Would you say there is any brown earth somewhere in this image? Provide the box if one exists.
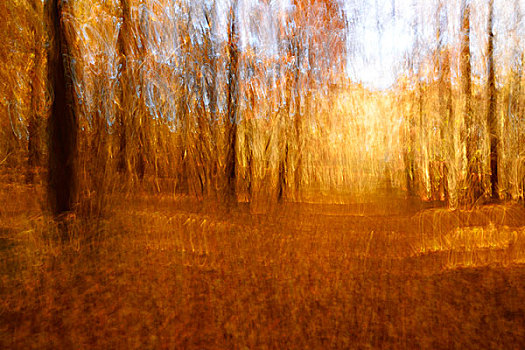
[1,182,524,349]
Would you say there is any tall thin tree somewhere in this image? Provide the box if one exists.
[460,0,477,204]
[225,0,239,202]
[116,0,131,174]
[436,0,454,203]
[46,0,78,221]
[486,0,498,199]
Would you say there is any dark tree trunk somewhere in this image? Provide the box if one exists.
[116,0,130,174]
[225,1,239,202]
[406,89,417,197]
[293,37,303,199]
[278,142,288,202]
[47,0,77,218]
[245,83,255,202]
[277,99,289,202]
[486,0,498,200]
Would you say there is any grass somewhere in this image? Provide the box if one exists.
[1,182,525,349]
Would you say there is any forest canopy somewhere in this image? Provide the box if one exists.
[0,0,524,214]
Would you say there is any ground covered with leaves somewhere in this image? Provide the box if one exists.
[1,184,525,349]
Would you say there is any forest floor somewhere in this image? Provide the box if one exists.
[1,177,525,349]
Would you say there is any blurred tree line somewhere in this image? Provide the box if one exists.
[0,0,523,224]
[397,0,524,208]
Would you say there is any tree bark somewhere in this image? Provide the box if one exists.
[486,0,498,199]
[116,0,130,174]
[47,0,77,218]
[225,0,239,202]
[460,0,480,204]
[460,0,472,157]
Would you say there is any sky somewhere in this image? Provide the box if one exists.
[188,0,524,90]
[346,0,415,90]
[345,0,525,90]
[234,0,410,89]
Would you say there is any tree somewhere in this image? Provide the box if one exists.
[276,0,347,201]
[46,0,78,221]
[116,0,131,174]
[225,0,240,202]
[403,0,423,198]
[486,0,498,200]
[507,0,525,201]
[195,1,219,198]
[435,0,454,204]
[460,0,479,204]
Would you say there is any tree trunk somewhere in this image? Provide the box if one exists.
[293,37,303,200]
[460,0,478,204]
[436,1,452,202]
[116,0,130,174]
[47,0,77,219]
[225,0,239,203]
[486,0,498,200]
[461,0,472,155]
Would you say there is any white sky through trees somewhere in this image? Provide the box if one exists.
[345,0,414,89]
[191,0,524,90]
[345,0,525,90]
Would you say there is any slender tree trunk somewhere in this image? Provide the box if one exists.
[461,0,472,153]
[436,1,452,202]
[445,50,455,205]
[116,0,130,174]
[244,83,255,202]
[436,1,446,144]
[518,53,524,202]
[293,37,303,200]
[179,79,190,195]
[405,0,420,198]
[47,0,77,219]
[417,77,425,196]
[206,24,219,198]
[486,0,498,199]
[460,0,477,204]
[277,85,289,202]
[278,138,288,202]
[225,0,239,202]
[176,13,191,195]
